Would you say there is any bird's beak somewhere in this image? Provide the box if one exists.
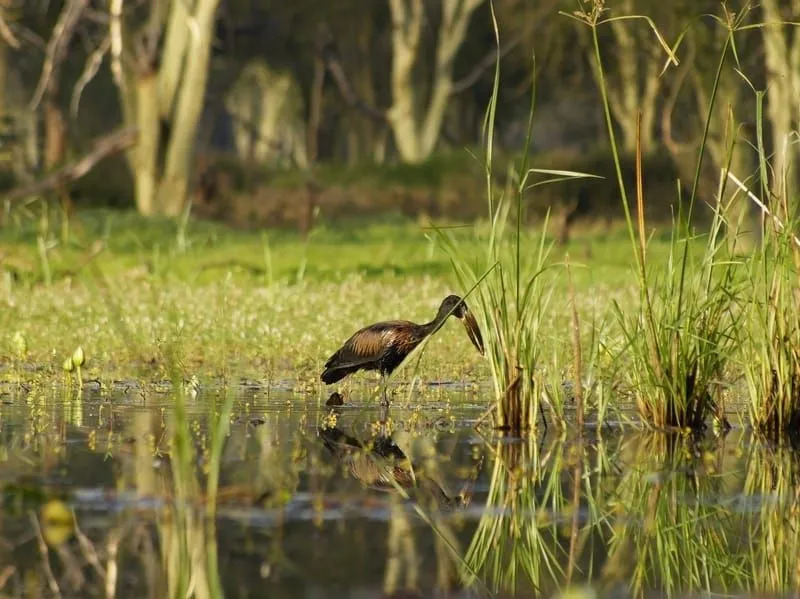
[460,309,485,356]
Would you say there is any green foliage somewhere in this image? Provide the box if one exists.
[578,1,743,430]
[435,14,604,432]
[741,183,800,437]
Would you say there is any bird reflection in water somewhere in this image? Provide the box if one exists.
[319,407,479,596]
[318,419,470,509]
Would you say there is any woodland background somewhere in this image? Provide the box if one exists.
[0,0,797,240]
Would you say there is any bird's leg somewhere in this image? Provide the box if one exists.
[378,373,390,437]
[538,399,548,432]
[379,373,390,408]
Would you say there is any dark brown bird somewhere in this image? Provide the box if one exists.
[321,295,484,402]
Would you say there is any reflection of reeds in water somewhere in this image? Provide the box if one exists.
[463,435,571,593]
[130,383,234,599]
[461,430,800,597]
[600,432,746,595]
[743,442,800,591]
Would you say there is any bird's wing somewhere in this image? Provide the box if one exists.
[325,321,413,368]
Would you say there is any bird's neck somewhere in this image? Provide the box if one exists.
[422,309,450,335]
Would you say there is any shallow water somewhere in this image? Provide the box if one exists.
[0,383,797,598]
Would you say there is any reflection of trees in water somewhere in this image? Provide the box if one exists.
[8,398,800,598]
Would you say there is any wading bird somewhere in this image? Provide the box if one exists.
[321,295,484,404]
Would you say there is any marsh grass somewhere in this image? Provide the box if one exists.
[741,194,800,437]
[612,195,742,429]
[736,88,800,437]
[2,205,660,392]
[435,8,602,432]
[572,1,744,430]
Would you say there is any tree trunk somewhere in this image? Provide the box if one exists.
[761,0,800,200]
[132,72,160,216]
[158,0,221,217]
[113,0,222,217]
[387,0,483,163]
[158,0,194,119]
[387,0,424,162]
[601,0,661,154]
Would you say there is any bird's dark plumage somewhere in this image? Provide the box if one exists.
[321,295,484,385]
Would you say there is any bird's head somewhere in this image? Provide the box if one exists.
[439,295,485,356]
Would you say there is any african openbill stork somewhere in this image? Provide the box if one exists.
[320,295,484,403]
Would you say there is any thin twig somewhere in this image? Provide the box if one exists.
[726,169,800,248]
[451,31,524,95]
[473,402,497,429]
[29,0,90,111]
[322,48,386,122]
[71,34,111,118]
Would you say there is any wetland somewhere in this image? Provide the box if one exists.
[2,213,800,598]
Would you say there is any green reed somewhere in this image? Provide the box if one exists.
[737,74,800,437]
[571,1,744,430]
[741,194,800,436]
[436,4,598,432]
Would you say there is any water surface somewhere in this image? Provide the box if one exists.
[0,383,795,598]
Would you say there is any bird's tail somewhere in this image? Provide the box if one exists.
[320,366,354,384]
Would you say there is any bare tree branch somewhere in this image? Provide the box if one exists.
[71,34,111,118]
[3,127,138,203]
[0,10,20,48]
[451,30,524,95]
[29,0,90,110]
[321,45,386,123]
[109,0,125,92]
[661,34,695,158]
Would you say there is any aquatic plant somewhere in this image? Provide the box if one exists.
[435,7,599,431]
[739,155,800,437]
[572,1,743,430]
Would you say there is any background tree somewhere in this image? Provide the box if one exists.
[760,0,800,199]
[386,0,484,163]
[112,0,222,217]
